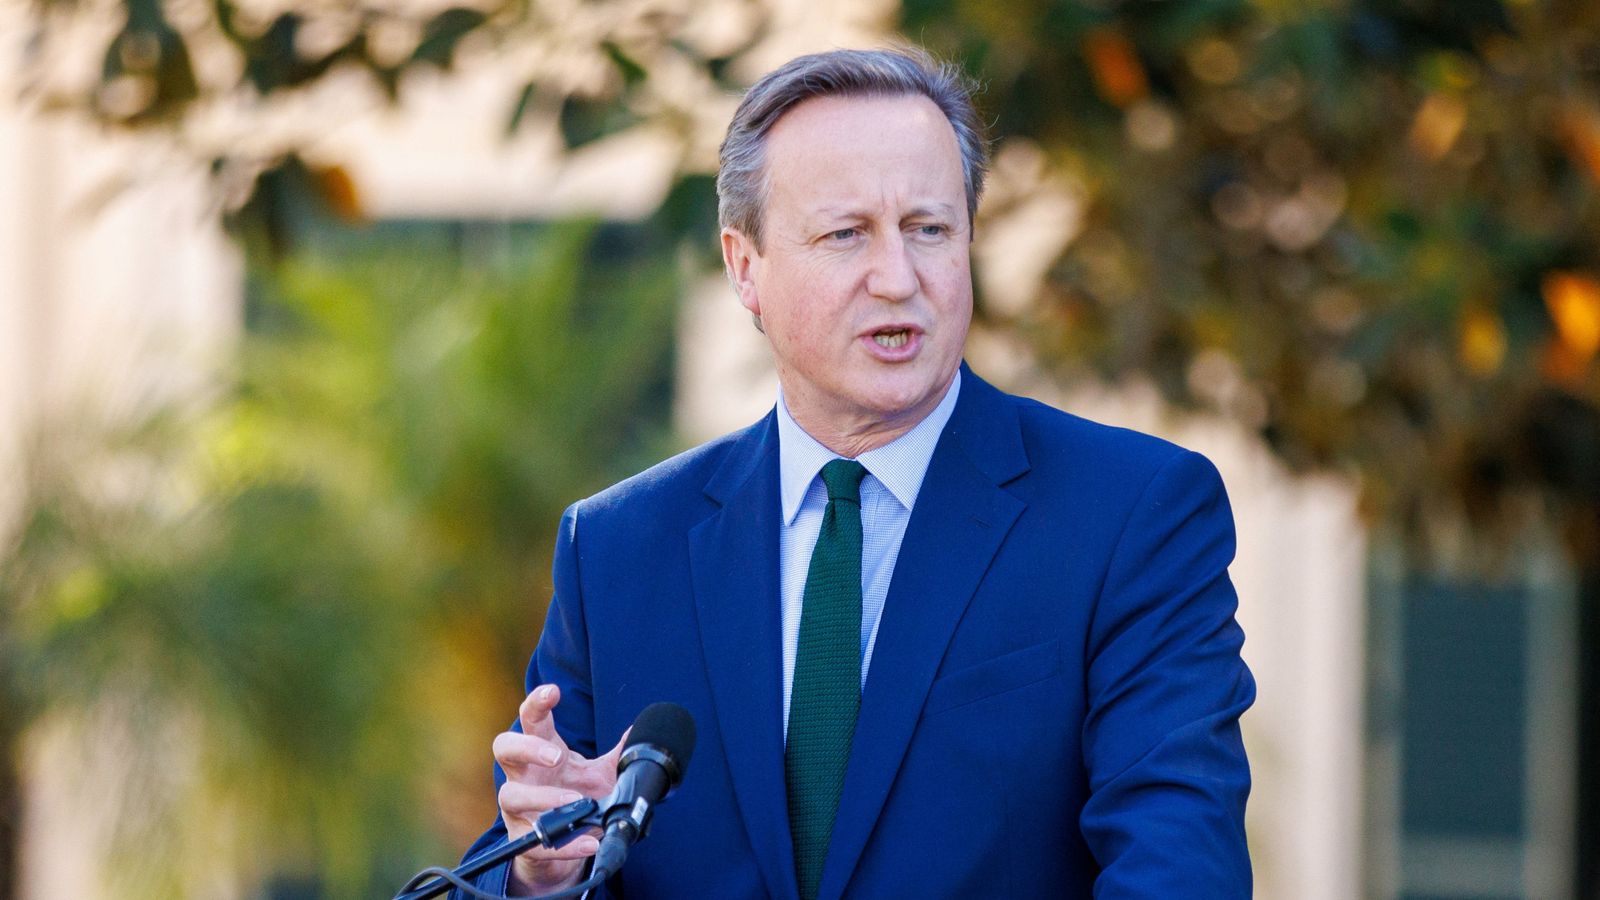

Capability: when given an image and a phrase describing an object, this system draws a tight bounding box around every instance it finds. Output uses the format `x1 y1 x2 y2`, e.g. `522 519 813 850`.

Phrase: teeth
874 330 909 349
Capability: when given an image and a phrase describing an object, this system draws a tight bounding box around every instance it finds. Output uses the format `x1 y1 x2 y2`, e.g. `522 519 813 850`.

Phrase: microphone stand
393 798 605 900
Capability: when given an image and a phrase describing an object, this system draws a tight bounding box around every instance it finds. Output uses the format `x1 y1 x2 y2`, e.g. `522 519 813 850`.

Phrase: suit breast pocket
923 639 1062 717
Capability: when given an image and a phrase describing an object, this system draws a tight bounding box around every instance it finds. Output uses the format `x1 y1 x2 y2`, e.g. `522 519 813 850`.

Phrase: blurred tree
17 0 759 251
7 2 737 897
0 209 687 898
904 0 1600 894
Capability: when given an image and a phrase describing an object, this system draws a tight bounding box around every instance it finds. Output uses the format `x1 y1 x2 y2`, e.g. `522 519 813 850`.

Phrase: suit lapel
816 370 1029 900
689 414 799 900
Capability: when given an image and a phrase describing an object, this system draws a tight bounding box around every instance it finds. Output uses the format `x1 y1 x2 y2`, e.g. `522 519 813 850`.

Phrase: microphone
392 702 696 900
591 702 697 879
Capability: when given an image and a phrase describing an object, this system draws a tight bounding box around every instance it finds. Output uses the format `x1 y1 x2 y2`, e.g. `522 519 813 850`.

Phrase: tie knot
819 459 868 503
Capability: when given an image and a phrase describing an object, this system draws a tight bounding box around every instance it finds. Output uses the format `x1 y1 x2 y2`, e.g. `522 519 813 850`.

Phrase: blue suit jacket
461 366 1254 898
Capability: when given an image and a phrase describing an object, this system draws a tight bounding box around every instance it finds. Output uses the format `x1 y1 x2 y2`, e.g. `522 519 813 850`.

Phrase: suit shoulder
1005 392 1199 473
573 416 766 523
988 388 1232 546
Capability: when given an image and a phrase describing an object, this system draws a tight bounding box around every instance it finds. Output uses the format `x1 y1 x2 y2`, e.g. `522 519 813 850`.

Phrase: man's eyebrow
807 205 871 222
807 202 961 220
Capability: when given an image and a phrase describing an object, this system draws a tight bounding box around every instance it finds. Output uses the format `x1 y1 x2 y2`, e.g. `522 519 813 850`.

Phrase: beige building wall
1 5 243 896
0 103 244 900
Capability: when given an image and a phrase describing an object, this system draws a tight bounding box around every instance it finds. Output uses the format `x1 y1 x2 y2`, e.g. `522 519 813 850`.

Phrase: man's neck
779 373 959 458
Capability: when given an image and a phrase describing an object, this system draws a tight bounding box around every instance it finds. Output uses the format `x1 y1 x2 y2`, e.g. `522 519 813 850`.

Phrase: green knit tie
786 458 868 900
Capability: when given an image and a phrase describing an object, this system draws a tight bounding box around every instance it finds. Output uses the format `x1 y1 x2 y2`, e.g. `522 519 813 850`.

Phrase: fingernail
539 746 562 766
578 837 599 853
537 685 554 701
561 791 583 804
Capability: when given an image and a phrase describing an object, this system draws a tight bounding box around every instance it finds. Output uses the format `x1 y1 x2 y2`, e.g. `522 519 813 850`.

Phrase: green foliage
1 220 681 896
413 9 493 70
25 0 760 224
560 94 645 151
912 1 1600 549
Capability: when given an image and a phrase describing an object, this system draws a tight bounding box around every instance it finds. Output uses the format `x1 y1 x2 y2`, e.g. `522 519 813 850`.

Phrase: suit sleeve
452 504 605 899
1078 449 1255 898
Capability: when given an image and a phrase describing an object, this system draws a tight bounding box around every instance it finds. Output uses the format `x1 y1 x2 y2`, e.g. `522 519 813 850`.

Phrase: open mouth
872 328 912 349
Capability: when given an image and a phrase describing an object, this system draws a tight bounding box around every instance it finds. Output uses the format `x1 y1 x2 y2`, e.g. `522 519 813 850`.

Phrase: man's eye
915 224 947 237
827 228 858 241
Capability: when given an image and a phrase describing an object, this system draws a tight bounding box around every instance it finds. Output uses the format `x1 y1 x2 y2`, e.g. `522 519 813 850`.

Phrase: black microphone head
624 702 696 786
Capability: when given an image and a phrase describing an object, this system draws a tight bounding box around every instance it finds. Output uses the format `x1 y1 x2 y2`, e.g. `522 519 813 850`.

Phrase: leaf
411 8 489 69
505 81 538 136
559 94 641 150
1083 27 1147 107
244 13 303 93
97 16 199 121
211 0 245 44
1409 92 1467 160
1459 307 1506 377
1544 272 1600 363
602 40 648 87
312 164 364 223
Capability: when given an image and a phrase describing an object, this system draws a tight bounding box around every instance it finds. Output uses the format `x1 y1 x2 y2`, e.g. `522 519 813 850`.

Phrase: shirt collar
776 370 962 525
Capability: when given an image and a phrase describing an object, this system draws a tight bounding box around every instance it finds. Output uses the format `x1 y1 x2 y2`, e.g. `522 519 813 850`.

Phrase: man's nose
865 232 918 302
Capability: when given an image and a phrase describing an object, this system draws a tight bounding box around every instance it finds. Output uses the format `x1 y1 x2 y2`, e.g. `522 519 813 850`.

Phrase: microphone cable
392 865 604 900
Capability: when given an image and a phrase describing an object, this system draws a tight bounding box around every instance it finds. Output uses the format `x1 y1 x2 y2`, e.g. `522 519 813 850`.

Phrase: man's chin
853 379 950 424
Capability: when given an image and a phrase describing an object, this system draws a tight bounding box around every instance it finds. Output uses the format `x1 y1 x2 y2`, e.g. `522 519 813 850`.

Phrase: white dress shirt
775 371 962 736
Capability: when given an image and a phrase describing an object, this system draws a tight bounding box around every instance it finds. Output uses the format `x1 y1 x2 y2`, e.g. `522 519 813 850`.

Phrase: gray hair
716 47 989 249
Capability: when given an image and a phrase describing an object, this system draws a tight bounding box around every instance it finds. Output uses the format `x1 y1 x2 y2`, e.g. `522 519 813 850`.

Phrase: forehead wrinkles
769 100 956 171
763 101 965 231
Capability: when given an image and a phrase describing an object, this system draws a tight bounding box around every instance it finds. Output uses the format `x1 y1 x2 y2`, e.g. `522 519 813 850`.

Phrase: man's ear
721 227 761 319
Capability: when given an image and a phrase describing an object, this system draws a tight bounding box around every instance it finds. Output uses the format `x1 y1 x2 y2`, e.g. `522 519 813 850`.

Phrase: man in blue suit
461 47 1254 899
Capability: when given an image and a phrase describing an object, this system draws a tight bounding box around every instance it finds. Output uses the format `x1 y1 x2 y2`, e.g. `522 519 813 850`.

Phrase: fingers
499 783 600 875
498 685 619 800
493 731 572 772
497 781 587 829
499 782 599 881
518 684 564 741
505 685 619 794
496 684 612 895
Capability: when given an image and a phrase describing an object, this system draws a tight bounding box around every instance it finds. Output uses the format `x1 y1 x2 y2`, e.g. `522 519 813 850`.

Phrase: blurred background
1 0 1597 897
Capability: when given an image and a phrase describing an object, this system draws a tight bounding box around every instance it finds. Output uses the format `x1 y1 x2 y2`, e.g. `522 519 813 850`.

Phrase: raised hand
492 684 627 895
